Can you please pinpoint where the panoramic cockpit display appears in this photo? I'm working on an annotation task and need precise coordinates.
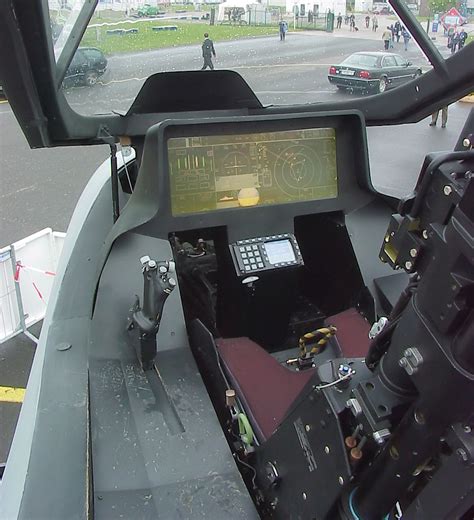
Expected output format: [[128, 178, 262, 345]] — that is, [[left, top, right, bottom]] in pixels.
[[168, 128, 337, 215]]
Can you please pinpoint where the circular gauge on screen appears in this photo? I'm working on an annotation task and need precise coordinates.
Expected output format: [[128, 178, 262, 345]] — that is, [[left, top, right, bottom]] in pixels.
[[274, 145, 322, 197], [222, 150, 251, 176]]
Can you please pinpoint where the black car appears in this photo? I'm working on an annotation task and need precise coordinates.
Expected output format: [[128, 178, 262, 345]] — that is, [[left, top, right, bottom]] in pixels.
[[63, 47, 107, 87], [328, 52, 422, 94]]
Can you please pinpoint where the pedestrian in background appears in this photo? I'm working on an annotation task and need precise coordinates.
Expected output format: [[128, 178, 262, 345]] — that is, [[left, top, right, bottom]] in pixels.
[[365, 14, 370, 28], [451, 30, 460, 54], [201, 33, 216, 70], [430, 106, 448, 128], [382, 27, 391, 50], [402, 27, 411, 51], [394, 20, 401, 42], [458, 28, 467, 50], [279, 19, 288, 40], [372, 15, 378, 32], [337, 13, 342, 29]]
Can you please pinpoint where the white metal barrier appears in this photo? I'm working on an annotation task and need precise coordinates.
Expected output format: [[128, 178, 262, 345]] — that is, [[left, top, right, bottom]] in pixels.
[[0, 228, 65, 344]]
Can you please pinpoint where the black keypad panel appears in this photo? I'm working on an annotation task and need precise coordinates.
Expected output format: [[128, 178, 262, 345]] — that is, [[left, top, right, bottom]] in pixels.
[[230, 234, 303, 277]]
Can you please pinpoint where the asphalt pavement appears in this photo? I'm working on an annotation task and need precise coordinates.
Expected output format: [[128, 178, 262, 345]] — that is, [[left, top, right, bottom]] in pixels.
[[0, 27, 471, 468]]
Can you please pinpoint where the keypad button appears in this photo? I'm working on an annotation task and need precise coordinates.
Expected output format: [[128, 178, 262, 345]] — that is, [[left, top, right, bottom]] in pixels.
[[250, 258, 256, 264], [252, 245, 258, 251], [251, 265, 257, 270], [243, 259, 249, 265], [242, 252, 247, 258], [239, 247, 245, 252], [257, 262, 264, 268], [245, 246, 252, 251]]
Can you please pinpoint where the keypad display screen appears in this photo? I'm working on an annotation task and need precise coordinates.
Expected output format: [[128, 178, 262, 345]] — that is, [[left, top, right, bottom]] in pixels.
[[168, 128, 338, 216], [265, 240, 296, 265]]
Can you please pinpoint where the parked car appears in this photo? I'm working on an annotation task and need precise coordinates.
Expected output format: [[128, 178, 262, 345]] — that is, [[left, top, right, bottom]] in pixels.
[[137, 4, 165, 17], [373, 6, 393, 14], [328, 52, 422, 94], [63, 47, 107, 87]]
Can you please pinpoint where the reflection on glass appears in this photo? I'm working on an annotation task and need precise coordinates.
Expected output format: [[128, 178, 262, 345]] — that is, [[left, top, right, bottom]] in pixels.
[[49, 0, 88, 60], [52, 1, 443, 114], [168, 128, 338, 216]]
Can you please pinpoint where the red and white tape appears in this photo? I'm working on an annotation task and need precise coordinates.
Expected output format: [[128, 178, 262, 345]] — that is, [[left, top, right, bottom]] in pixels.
[[14, 262, 56, 303]]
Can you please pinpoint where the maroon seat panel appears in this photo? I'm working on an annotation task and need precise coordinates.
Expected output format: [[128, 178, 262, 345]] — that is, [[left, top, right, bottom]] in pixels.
[[216, 337, 315, 441], [325, 307, 371, 358]]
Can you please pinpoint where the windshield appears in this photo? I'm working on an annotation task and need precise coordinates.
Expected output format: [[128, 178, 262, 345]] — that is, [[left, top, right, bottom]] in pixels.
[[48, 0, 463, 116]]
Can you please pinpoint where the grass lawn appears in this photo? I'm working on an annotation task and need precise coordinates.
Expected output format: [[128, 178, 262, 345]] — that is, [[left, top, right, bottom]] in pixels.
[[82, 21, 277, 54]]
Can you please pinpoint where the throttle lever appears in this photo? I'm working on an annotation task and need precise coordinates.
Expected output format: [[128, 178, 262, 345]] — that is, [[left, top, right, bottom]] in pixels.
[[128, 256, 176, 370]]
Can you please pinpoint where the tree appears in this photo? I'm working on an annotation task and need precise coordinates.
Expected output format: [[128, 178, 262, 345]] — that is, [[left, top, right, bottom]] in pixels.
[[428, 0, 452, 15]]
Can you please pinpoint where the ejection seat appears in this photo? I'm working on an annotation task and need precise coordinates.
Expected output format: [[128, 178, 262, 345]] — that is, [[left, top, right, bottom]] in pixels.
[[216, 308, 370, 442]]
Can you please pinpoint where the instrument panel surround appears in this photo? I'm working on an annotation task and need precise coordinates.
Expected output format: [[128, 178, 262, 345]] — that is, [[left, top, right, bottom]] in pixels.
[[131, 111, 373, 242]]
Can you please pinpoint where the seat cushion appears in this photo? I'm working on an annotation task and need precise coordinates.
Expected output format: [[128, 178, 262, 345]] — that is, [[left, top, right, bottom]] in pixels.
[[325, 307, 371, 358], [216, 337, 315, 441]]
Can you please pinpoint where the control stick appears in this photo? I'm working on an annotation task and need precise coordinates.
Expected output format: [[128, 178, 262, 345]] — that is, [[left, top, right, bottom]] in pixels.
[[128, 256, 176, 370]]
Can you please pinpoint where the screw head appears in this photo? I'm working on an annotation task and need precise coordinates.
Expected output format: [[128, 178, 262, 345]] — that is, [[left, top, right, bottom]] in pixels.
[[302, 492, 307, 500], [410, 248, 418, 258], [443, 185, 452, 196], [325, 446, 330, 454], [456, 448, 468, 462], [305, 424, 311, 432], [463, 425, 472, 433], [405, 261, 413, 270], [422, 229, 429, 239], [462, 137, 471, 148], [338, 476, 344, 485]]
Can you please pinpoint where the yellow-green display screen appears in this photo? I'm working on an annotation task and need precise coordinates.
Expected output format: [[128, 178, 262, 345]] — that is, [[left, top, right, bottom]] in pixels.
[[168, 128, 338, 216]]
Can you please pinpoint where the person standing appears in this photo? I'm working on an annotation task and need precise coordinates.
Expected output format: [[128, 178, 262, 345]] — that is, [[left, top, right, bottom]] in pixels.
[[394, 20, 401, 43], [337, 13, 342, 29], [451, 30, 460, 54], [458, 28, 467, 50], [382, 27, 392, 50], [365, 14, 370, 28], [201, 33, 216, 70], [372, 15, 378, 32], [401, 27, 411, 51], [349, 13, 355, 31], [279, 19, 288, 40], [429, 106, 448, 128]]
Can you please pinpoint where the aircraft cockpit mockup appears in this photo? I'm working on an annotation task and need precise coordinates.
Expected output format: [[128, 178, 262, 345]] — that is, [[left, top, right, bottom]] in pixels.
[[0, 1, 473, 519], [77, 111, 472, 519]]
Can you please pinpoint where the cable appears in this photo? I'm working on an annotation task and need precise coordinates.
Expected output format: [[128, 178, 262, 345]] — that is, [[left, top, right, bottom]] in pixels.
[[314, 370, 354, 390], [349, 489, 391, 520], [234, 452, 258, 490]]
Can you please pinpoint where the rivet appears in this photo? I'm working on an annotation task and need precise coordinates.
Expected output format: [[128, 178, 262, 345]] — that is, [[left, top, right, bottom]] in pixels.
[[338, 476, 344, 485], [305, 424, 311, 432], [325, 446, 330, 454], [443, 185, 452, 196], [422, 229, 429, 239], [405, 261, 413, 270], [302, 492, 307, 500], [410, 248, 417, 258]]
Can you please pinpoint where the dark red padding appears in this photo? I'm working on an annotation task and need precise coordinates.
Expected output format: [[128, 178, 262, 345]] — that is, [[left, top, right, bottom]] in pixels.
[[216, 337, 315, 441], [326, 308, 371, 358]]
